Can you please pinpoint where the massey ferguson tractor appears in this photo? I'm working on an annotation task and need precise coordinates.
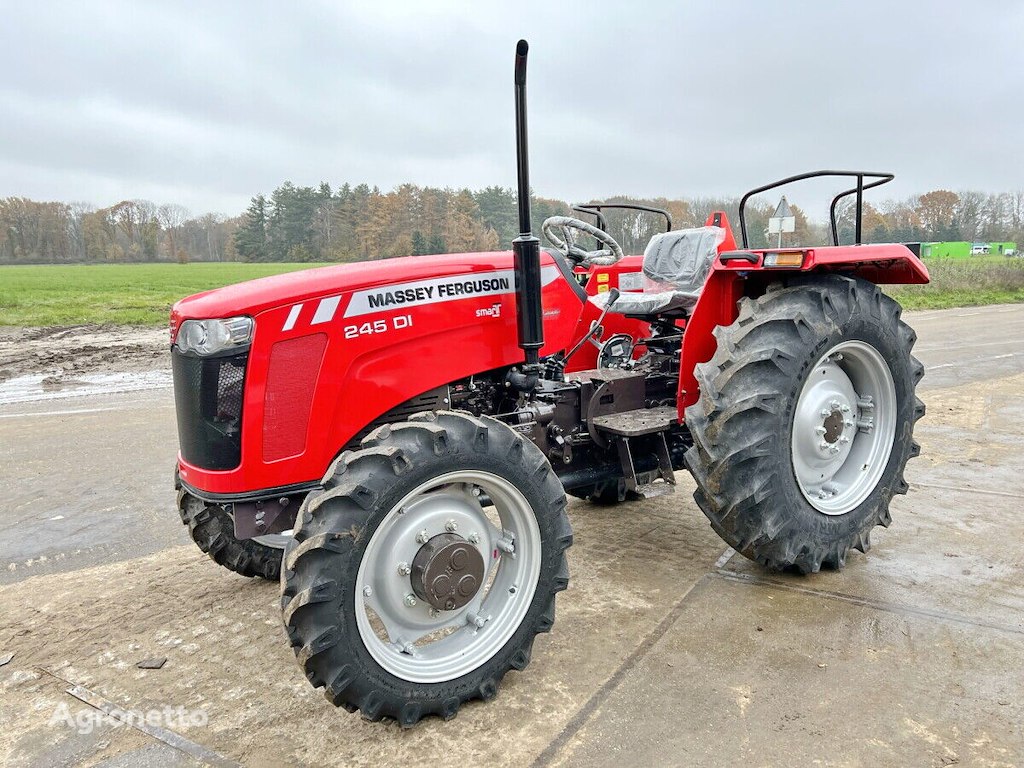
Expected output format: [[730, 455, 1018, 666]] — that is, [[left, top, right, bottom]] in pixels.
[[170, 41, 927, 725]]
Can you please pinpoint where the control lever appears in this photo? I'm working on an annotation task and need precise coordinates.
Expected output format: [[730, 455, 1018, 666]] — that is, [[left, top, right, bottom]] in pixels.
[[557, 288, 619, 370]]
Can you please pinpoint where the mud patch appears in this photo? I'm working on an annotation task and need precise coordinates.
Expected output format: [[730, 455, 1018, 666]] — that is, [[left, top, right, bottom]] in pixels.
[[0, 325, 168, 393]]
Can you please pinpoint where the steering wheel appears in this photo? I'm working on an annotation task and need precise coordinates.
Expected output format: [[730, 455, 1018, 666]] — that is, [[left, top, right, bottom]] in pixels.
[[541, 216, 624, 267]]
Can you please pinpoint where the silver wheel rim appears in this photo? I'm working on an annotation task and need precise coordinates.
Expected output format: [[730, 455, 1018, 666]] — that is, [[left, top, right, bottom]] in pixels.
[[354, 470, 542, 683], [791, 340, 897, 515]]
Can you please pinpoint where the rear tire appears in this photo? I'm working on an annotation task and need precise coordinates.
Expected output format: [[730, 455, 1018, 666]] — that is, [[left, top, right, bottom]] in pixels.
[[684, 276, 924, 573], [177, 491, 284, 580], [280, 411, 572, 725]]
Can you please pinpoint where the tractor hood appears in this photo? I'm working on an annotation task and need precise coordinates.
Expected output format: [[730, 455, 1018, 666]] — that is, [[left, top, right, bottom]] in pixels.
[[170, 250, 546, 333]]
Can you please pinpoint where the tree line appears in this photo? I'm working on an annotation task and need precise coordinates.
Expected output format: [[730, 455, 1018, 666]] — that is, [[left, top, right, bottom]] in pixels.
[[0, 198, 238, 264], [2, 184, 1022, 265]]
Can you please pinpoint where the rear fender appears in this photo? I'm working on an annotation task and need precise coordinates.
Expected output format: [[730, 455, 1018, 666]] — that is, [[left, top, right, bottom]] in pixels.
[[677, 239, 929, 412], [678, 269, 744, 413]]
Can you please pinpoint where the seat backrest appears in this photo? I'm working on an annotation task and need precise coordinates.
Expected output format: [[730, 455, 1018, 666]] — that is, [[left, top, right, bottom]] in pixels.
[[641, 226, 725, 294]]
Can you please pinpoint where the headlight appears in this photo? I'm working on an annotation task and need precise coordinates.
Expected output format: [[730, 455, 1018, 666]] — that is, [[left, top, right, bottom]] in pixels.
[[176, 316, 254, 356]]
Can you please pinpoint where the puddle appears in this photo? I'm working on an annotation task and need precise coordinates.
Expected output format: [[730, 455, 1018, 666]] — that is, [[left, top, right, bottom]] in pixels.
[[0, 371, 172, 405]]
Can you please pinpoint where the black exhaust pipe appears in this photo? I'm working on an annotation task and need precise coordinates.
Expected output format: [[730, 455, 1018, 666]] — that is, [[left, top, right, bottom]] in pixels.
[[512, 39, 543, 371]]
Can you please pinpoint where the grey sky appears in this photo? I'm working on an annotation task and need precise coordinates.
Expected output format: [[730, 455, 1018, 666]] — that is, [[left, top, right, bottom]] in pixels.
[[2, 0, 1022, 218]]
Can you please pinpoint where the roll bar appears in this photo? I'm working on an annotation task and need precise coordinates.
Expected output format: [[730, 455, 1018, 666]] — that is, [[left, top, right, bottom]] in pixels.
[[738, 170, 894, 248], [573, 203, 673, 233]]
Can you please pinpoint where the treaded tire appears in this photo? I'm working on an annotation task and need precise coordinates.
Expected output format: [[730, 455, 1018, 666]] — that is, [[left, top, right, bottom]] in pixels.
[[177, 490, 283, 580], [684, 276, 925, 573], [280, 410, 572, 726]]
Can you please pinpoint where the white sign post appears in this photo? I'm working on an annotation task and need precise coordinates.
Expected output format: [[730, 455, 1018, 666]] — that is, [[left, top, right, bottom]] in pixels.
[[767, 196, 795, 248]]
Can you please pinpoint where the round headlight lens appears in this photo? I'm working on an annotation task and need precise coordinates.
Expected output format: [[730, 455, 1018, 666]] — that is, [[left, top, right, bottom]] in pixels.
[[176, 317, 253, 355]]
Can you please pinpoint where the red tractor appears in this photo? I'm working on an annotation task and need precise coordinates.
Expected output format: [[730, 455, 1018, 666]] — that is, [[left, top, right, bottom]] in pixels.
[[171, 41, 927, 725]]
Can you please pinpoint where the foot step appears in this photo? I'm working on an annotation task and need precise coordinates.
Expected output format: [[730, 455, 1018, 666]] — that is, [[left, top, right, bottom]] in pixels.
[[633, 482, 675, 499], [591, 406, 678, 437]]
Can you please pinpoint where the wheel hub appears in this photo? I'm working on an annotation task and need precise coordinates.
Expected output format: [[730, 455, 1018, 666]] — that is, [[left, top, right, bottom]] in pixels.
[[822, 409, 844, 443], [410, 533, 485, 611]]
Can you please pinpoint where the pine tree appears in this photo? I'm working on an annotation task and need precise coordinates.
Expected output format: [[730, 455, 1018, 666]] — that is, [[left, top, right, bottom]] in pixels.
[[428, 233, 446, 254], [411, 230, 427, 255], [233, 194, 269, 262]]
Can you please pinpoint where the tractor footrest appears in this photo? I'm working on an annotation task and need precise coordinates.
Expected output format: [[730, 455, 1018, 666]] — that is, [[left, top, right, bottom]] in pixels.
[[591, 406, 678, 437], [633, 481, 675, 499]]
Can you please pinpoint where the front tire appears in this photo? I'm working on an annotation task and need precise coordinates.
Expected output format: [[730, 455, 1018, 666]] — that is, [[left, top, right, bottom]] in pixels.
[[280, 411, 572, 725], [684, 276, 925, 573], [177, 491, 285, 580]]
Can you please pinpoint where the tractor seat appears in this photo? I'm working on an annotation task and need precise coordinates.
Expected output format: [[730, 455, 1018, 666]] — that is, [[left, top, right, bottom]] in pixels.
[[598, 226, 725, 317]]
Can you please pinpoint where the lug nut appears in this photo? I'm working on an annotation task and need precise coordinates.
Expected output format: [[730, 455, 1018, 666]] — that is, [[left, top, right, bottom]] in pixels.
[[362, 586, 373, 597], [467, 532, 480, 544], [840, 404, 851, 413], [404, 594, 417, 607], [496, 536, 515, 554], [445, 519, 458, 533], [397, 562, 411, 576], [416, 529, 429, 544], [820, 409, 831, 418]]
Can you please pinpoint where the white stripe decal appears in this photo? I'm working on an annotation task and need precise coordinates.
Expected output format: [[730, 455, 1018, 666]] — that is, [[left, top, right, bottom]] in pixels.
[[311, 296, 341, 325], [343, 265, 561, 319], [282, 303, 303, 331]]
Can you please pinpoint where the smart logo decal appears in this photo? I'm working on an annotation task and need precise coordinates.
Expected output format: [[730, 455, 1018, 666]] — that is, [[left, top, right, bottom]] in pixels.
[[475, 302, 502, 318]]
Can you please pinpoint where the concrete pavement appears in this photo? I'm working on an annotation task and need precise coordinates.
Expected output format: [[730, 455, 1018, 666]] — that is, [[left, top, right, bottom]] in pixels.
[[1, 304, 1022, 767]]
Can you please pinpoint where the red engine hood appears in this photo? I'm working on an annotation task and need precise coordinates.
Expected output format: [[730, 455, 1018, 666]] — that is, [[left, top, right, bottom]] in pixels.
[[171, 250, 536, 327]]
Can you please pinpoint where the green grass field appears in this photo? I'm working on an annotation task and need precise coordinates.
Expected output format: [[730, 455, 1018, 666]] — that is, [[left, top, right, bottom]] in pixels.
[[1, 257, 1022, 326], [0, 263, 322, 326], [886, 256, 1024, 310]]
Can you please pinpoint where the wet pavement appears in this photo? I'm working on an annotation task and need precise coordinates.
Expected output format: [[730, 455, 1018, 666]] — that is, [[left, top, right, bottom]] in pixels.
[[0, 304, 1022, 767]]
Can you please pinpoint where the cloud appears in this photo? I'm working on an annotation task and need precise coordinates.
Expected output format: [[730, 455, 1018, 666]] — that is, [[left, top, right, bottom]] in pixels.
[[1, 0, 1021, 217]]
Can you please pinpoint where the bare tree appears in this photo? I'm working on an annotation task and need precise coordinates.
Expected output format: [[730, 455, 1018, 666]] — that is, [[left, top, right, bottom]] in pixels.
[[158, 203, 190, 262], [66, 202, 94, 262]]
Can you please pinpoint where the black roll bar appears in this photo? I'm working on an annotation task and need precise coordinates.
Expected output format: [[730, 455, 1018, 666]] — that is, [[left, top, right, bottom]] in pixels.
[[571, 205, 608, 232], [574, 203, 673, 233], [738, 170, 894, 248]]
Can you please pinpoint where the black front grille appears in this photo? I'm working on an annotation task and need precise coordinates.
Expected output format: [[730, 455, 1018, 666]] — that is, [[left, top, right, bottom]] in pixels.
[[172, 348, 249, 470]]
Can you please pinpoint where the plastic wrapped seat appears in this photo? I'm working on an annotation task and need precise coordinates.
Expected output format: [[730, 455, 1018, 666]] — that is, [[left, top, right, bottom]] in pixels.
[[598, 226, 725, 316]]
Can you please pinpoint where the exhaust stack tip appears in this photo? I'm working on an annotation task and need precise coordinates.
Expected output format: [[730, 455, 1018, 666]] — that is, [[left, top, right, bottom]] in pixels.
[[515, 40, 528, 84]]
